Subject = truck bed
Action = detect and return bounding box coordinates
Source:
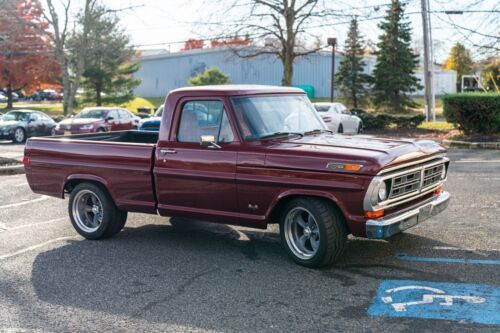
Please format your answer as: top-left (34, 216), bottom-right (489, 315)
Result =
top-left (24, 130), bottom-right (158, 214)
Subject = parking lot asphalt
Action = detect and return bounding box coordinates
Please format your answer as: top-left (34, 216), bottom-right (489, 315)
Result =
top-left (0, 148), bottom-right (499, 332)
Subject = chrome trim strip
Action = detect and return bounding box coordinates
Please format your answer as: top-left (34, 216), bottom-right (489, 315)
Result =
top-left (379, 154), bottom-right (446, 175)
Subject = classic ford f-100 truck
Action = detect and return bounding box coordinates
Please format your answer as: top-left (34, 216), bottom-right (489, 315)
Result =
top-left (24, 85), bottom-right (450, 267)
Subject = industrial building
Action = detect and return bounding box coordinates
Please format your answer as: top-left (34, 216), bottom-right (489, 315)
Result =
top-left (133, 47), bottom-right (456, 98)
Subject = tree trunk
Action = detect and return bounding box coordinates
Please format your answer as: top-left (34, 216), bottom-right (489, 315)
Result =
top-left (96, 82), bottom-right (102, 106)
top-left (281, 49), bottom-right (294, 86)
top-left (6, 86), bottom-right (13, 109)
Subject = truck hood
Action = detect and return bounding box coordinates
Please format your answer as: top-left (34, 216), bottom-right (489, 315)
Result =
top-left (264, 134), bottom-right (446, 175)
top-left (59, 118), bottom-right (102, 126)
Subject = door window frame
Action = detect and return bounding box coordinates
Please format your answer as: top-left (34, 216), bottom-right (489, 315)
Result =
top-left (170, 97), bottom-right (241, 145)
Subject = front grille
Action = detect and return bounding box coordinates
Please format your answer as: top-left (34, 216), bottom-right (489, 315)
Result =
top-left (387, 161), bottom-right (445, 200)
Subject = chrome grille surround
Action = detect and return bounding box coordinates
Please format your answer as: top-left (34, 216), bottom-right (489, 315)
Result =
top-left (363, 156), bottom-right (449, 212)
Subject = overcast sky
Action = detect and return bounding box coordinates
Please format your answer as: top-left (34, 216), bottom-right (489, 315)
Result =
top-left (51, 0), bottom-right (499, 62)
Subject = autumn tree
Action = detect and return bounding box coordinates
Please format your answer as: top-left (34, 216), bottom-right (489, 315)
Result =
top-left (0, 0), bottom-right (60, 109)
top-left (372, 0), bottom-right (421, 112)
top-left (69, 5), bottom-right (140, 105)
top-left (210, 0), bottom-right (342, 86)
top-left (182, 39), bottom-right (204, 51)
top-left (443, 43), bottom-right (474, 91)
top-left (336, 18), bottom-right (372, 108)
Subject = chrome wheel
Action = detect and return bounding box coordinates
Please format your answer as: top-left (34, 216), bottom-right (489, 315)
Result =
top-left (50, 128), bottom-right (56, 136)
top-left (14, 128), bottom-right (24, 142)
top-left (284, 207), bottom-right (321, 260)
top-left (72, 189), bottom-right (104, 233)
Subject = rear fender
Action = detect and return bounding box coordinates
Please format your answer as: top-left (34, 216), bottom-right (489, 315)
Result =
top-left (63, 174), bottom-right (116, 202)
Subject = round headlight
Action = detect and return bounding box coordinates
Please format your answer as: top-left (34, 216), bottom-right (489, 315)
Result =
top-left (441, 167), bottom-right (446, 180)
top-left (378, 182), bottom-right (388, 201)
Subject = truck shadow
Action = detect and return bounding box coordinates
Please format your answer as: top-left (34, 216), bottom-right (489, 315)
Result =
top-left (26, 220), bottom-right (486, 330)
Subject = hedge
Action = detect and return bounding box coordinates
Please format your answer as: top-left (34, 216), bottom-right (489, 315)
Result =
top-left (353, 109), bottom-right (425, 130)
top-left (443, 93), bottom-right (500, 134)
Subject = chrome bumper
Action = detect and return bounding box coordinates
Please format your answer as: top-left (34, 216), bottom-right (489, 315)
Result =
top-left (365, 191), bottom-right (450, 239)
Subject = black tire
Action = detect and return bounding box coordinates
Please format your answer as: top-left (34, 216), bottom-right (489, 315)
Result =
top-left (96, 128), bottom-right (106, 133)
top-left (279, 197), bottom-right (347, 268)
top-left (12, 127), bottom-right (25, 143)
top-left (68, 182), bottom-right (127, 239)
top-left (337, 124), bottom-right (343, 134)
top-left (357, 123), bottom-right (363, 134)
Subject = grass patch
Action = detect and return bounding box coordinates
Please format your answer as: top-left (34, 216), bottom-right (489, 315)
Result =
top-left (418, 121), bottom-right (455, 131)
top-left (143, 97), bottom-right (165, 107)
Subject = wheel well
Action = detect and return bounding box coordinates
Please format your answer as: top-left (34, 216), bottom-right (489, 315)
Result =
top-left (268, 195), bottom-right (347, 228)
top-left (64, 179), bottom-right (108, 196)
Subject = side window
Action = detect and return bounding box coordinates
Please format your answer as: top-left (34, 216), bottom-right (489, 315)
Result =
top-left (341, 107), bottom-right (351, 115)
top-left (108, 110), bottom-right (119, 120)
top-left (177, 100), bottom-right (234, 143)
top-left (119, 109), bottom-right (131, 119)
top-left (30, 113), bottom-right (40, 121)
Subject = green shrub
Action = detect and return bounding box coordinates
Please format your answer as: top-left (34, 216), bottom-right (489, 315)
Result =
top-left (355, 109), bottom-right (425, 130)
top-left (443, 93), bottom-right (500, 134)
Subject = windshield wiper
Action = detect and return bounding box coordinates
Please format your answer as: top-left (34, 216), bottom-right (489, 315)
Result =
top-left (260, 132), bottom-right (304, 140)
top-left (303, 129), bottom-right (333, 136)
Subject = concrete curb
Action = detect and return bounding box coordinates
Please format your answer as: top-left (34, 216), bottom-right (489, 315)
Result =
top-left (442, 139), bottom-right (500, 150)
top-left (0, 164), bottom-right (25, 176)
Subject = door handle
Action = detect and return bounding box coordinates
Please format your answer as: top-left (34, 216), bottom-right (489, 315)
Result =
top-left (159, 148), bottom-right (177, 155)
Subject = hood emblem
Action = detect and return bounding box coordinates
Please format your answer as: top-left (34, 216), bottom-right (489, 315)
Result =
top-left (326, 163), bottom-right (363, 171)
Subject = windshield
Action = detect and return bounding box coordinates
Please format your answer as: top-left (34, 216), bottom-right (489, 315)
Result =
top-left (1, 112), bottom-right (29, 122)
top-left (75, 109), bottom-right (107, 119)
top-left (231, 95), bottom-right (326, 140)
top-left (314, 105), bottom-right (331, 112)
top-left (155, 105), bottom-right (164, 117)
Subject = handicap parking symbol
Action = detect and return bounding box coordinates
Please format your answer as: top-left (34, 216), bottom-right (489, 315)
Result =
top-left (368, 280), bottom-right (500, 325)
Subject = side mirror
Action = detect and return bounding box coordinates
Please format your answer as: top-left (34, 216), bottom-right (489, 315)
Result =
top-left (28, 119), bottom-right (35, 123)
top-left (351, 111), bottom-right (358, 116)
top-left (106, 116), bottom-right (114, 121)
top-left (200, 135), bottom-right (221, 149)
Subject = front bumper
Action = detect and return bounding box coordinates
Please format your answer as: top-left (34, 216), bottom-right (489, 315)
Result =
top-left (365, 191), bottom-right (450, 239)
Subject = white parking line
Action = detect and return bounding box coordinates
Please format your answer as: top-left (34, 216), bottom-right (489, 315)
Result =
top-left (0, 218), bottom-right (66, 232)
top-left (0, 196), bottom-right (49, 209)
top-left (0, 236), bottom-right (76, 260)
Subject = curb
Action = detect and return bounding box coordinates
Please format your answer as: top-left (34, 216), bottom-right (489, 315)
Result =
top-left (442, 139), bottom-right (500, 150)
top-left (0, 164), bottom-right (25, 176)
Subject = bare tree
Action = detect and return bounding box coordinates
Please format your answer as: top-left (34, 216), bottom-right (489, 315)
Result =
top-left (208, 0), bottom-right (344, 86)
top-left (42, 0), bottom-right (97, 115)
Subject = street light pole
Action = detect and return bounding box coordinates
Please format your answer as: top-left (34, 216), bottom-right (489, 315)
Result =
top-left (421, 0), bottom-right (433, 122)
top-left (328, 38), bottom-right (337, 102)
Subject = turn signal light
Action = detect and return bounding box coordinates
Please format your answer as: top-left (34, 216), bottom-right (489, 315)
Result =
top-left (434, 187), bottom-right (443, 195)
top-left (344, 164), bottom-right (362, 171)
top-left (364, 210), bottom-right (385, 219)
top-left (22, 156), bottom-right (30, 165)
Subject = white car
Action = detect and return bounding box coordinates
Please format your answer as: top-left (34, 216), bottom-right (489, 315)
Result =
top-left (313, 102), bottom-right (363, 134)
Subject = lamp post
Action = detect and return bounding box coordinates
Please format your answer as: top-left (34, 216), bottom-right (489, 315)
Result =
top-left (327, 38), bottom-right (337, 102)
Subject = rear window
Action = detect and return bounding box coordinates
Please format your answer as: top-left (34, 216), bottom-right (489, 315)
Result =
top-left (314, 105), bottom-right (330, 112)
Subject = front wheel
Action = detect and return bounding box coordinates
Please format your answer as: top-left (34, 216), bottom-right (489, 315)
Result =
top-left (337, 124), bottom-right (344, 134)
top-left (357, 123), bottom-right (363, 134)
top-left (12, 127), bottom-right (25, 143)
top-left (280, 198), bottom-right (347, 268)
top-left (69, 182), bottom-right (127, 239)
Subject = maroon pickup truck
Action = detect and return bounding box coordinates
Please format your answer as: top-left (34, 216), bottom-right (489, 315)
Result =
top-left (24, 85), bottom-right (450, 267)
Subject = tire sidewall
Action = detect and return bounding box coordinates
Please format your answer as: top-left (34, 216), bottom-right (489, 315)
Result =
top-left (68, 183), bottom-right (116, 239)
top-left (13, 127), bottom-right (25, 143)
top-left (279, 198), bottom-right (333, 268)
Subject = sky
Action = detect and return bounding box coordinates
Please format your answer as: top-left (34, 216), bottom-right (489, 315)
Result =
top-left (49, 0), bottom-right (499, 63)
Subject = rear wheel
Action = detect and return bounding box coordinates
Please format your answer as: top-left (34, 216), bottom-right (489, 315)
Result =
top-left (96, 128), bottom-right (106, 133)
top-left (279, 197), bottom-right (347, 268)
top-left (13, 127), bottom-right (25, 143)
top-left (69, 182), bottom-right (127, 239)
top-left (357, 123), bottom-right (363, 134)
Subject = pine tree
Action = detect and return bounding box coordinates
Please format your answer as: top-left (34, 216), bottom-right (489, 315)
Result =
top-left (336, 18), bottom-right (372, 108)
top-left (372, 0), bottom-right (421, 112)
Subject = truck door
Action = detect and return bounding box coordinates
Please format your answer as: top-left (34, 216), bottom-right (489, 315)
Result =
top-left (154, 99), bottom-right (240, 221)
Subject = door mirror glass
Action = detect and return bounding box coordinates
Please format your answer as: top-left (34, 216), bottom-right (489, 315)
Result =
top-left (200, 135), bottom-right (221, 149)
top-left (106, 116), bottom-right (114, 121)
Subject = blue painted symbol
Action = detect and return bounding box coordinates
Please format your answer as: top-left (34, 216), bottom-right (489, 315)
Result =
top-left (368, 280), bottom-right (500, 325)
top-left (396, 252), bottom-right (500, 265)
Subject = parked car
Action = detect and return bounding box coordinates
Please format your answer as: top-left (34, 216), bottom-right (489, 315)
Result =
top-left (313, 102), bottom-right (363, 134)
top-left (24, 85), bottom-right (450, 268)
top-left (0, 92), bottom-right (6, 103)
top-left (0, 110), bottom-right (56, 143)
top-left (55, 107), bottom-right (140, 135)
top-left (29, 89), bottom-right (62, 101)
top-left (138, 105), bottom-right (164, 131)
